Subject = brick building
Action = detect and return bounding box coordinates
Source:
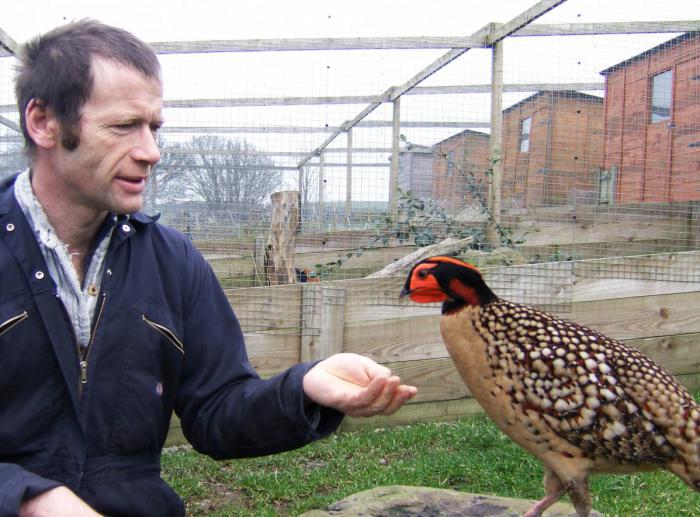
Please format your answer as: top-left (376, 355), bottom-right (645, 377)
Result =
top-left (500, 90), bottom-right (605, 208)
top-left (431, 129), bottom-right (491, 212)
top-left (397, 144), bottom-right (434, 200)
top-left (601, 32), bottom-right (700, 204)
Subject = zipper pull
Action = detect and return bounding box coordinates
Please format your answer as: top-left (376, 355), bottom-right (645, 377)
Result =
top-left (80, 360), bottom-right (88, 384)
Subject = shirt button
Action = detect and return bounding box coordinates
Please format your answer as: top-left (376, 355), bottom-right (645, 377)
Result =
top-left (5, 223), bottom-right (14, 232)
top-left (35, 271), bottom-right (45, 280)
top-left (121, 224), bottom-right (131, 233)
top-left (87, 284), bottom-right (99, 296)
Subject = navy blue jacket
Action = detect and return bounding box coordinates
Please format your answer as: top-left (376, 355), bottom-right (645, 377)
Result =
top-left (0, 175), bottom-right (343, 516)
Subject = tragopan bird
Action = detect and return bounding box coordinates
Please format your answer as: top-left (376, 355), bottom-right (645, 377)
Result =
top-left (400, 256), bottom-right (700, 517)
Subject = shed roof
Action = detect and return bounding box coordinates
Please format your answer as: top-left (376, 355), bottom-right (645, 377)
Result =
top-left (434, 128), bottom-right (490, 147)
top-left (502, 90), bottom-right (603, 115)
top-left (600, 31), bottom-right (700, 76)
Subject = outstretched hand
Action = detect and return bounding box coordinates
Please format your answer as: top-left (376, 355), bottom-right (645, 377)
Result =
top-left (303, 353), bottom-right (417, 417)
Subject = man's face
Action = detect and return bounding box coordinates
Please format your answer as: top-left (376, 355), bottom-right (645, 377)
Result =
top-left (53, 58), bottom-right (163, 216)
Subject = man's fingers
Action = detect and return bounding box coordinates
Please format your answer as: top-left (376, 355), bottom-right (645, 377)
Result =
top-left (354, 375), bottom-right (396, 407)
top-left (381, 385), bottom-right (418, 415)
top-left (346, 375), bottom-right (410, 417)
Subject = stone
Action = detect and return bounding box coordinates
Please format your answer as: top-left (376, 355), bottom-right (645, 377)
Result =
top-left (300, 485), bottom-right (604, 516)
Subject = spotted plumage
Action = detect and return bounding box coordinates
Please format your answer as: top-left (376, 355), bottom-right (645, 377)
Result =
top-left (401, 256), bottom-right (700, 517)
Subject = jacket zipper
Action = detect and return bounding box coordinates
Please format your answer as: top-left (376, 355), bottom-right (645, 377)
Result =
top-left (0, 311), bottom-right (28, 338)
top-left (80, 292), bottom-right (107, 391)
top-left (142, 315), bottom-right (185, 354)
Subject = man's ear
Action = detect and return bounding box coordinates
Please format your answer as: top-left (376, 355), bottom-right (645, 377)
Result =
top-left (25, 98), bottom-right (60, 149)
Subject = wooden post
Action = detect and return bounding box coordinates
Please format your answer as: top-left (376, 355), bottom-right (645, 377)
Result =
top-left (345, 129), bottom-right (353, 224)
top-left (318, 152), bottom-right (325, 229)
top-left (297, 165), bottom-right (305, 222)
top-left (253, 235), bottom-right (266, 287)
top-left (301, 284), bottom-right (322, 361)
top-left (264, 191), bottom-right (300, 285)
top-left (486, 39), bottom-right (504, 247)
top-left (318, 286), bottom-right (345, 359)
top-left (389, 96), bottom-right (401, 220)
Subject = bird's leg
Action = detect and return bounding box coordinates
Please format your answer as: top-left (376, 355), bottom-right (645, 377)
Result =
top-left (522, 468), bottom-right (567, 517)
top-left (567, 476), bottom-right (592, 517)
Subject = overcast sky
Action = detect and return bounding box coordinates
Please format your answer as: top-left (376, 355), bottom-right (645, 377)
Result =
top-left (4, 1), bottom-right (545, 42)
top-left (5, 0), bottom-right (699, 42)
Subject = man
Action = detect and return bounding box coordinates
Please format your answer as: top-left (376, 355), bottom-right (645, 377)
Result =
top-left (0, 20), bottom-right (417, 516)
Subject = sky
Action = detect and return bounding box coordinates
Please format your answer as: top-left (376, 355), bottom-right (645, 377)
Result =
top-left (1, 1), bottom-right (699, 202)
top-left (4, 1), bottom-right (538, 42)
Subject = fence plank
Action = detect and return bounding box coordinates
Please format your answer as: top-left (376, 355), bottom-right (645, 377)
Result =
top-left (319, 286), bottom-right (346, 358)
top-left (225, 284), bottom-right (301, 332)
top-left (383, 358), bottom-right (469, 403)
top-left (560, 291), bottom-right (700, 341)
top-left (344, 315), bottom-right (445, 363)
top-left (245, 333), bottom-right (300, 377)
top-left (301, 284), bottom-right (323, 361)
top-left (341, 398), bottom-right (484, 431)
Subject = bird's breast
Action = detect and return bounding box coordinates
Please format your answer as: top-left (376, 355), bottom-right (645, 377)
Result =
top-left (440, 306), bottom-right (506, 402)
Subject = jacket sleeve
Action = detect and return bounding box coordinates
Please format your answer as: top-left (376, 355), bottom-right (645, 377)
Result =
top-left (0, 463), bottom-right (62, 516)
top-left (173, 243), bottom-right (344, 459)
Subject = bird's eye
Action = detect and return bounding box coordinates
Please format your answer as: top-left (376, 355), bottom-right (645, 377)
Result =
top-left (417, 269), bottom-right (429, 279)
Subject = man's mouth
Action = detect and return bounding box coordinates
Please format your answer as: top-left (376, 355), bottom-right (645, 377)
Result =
top-left (115, 176), bottom-right (147, 193)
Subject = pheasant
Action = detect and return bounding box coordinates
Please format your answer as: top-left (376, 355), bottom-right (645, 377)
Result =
top-left (400, 256), bottom-right (700, 516)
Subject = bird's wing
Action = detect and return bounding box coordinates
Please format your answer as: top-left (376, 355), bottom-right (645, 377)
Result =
top-left (484, 300), bottom-right (679, 465)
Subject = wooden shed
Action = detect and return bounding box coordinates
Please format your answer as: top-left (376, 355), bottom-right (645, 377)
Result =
top-left (601, 32), bottom-right (700, 204)
top-left (500, 90), bottom-right (605, 208)
top-left (431, 129), bottom-right (491, 213)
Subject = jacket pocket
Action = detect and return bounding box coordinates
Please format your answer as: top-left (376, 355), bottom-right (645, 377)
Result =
top-left (0, 310), bottom-right (28, 337)
top-left (110, 299), bottom-right (185, 453)
top-left (142, 315), bottom-right (185, 354)
top-left (0, 297), bottom-right (59, 456)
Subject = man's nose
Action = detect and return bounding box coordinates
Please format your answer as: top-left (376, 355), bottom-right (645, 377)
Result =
top-left (132, 125), bottom-right (161, 165)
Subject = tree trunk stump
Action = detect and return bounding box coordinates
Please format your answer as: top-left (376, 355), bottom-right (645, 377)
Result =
top-left (264, 191), bottom-right (300, 286)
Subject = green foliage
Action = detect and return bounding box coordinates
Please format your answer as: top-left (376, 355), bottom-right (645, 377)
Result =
top-left (162, 414), bottom-right (700, 516)
top-left (311, 189), bottom-right (486, 280)
top-left (309, 139), bottom-right (528, 280)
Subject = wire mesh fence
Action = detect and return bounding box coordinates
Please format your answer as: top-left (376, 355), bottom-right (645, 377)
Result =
top-left (1, 0), bottom-right (700, 338)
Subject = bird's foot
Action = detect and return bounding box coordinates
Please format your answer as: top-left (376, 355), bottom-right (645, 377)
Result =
top-left (522, 488), bottom-right (567, 517)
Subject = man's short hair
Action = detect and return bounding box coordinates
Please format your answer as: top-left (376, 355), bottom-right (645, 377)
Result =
top-left (15, 19), bottom-right (161, 155)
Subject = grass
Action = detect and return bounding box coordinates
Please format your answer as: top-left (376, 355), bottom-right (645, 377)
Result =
top-left (161, 414), bottom-right (700, 516)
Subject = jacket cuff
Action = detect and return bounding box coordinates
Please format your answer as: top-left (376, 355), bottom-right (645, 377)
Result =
top-left (291, 362), bottom-right (345, 440)
top-left (0, 464), bottom-right (62, 515)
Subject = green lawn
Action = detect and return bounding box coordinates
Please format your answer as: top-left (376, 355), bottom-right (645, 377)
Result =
top-left (161, 414), bottom-right (700, 516)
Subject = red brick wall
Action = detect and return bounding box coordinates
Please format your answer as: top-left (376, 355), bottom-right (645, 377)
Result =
top-left (501, 92), bottom-right (604, 207)
top-left (431, 131), bottom-right (490, 212)
top-left (603, 34), bottom-right (700, 203)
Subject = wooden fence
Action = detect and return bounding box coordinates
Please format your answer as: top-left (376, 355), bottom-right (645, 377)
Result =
top-left (165, 250), bottom-right (700, 445)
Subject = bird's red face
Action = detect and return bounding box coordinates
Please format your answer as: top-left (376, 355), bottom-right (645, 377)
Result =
top-left (400, 256), bottom-right (486, 307)
top-left (402, 261), bottom-right (448, 303)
